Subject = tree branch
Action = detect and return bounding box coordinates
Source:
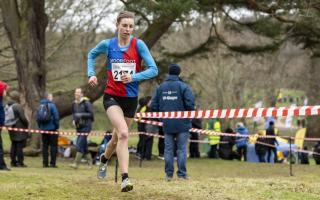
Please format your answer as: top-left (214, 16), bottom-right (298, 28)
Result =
top-left (163, 13), bottom-right (216, 59)
top-left (245, 0), bottom-right (297, 24)
top-left (212, 20), bottom-right (283, 54)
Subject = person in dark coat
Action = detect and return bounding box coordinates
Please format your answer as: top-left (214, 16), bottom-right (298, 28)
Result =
top-left (299, 146), bottom-right (309, 164)
top-left (70, 88), bottom-right (94, 169)
top-left (189, 118), bottom-right (201, 158)
top-left (266, 121), bottom-right (279, 163)
top-left (255, 130), bottom-right (268, 163)
top-left (313, 141), bottom-right (320, 165)
top-left (0, 81), bottom-right (10, 171)
top-left (141, 102), bottom-right (157, 160)
top-left (151, 63), bottom-right (195, 181)
top-left (7, 91), bottom-right (29, 167)
top-left (37, 92), bottom-right (60, 168)
top-left (219, 128), bottom-right (238, 160)
top-left (136, 96), bottom-right (151, 159)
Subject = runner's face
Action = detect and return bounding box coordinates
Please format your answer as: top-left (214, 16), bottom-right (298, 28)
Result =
top-left (117, 18), bottom-right (134, 40)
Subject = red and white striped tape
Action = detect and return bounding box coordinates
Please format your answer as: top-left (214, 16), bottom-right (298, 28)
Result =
top-left (135, 118), bottom-right (277, 139)
top-left (136, 105), bottom-right (320, 119)
top-left (256, 140), bottom-right (320, 156)
top-left (0, 126), bottom-right (108, 136)
top-left (135, 118), bottom-right (320, 141)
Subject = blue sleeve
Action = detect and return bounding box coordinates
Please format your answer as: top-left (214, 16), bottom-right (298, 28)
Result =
top-left (87, 39), bottom-right (110, 77)
top-left (183, 84), bottom-right (195, 111)
top-left (132, 40), bottom-right (158, 82)
top-left (52, 104), bottom-right (60, 130)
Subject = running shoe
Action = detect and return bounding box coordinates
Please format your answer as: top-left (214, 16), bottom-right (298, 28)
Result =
top-left (97, 155), bottom-right (107, 179)
top-left (121, 178), bottom-right (133, 192)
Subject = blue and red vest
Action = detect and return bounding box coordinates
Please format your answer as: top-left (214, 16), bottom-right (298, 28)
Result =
top-left (105, 37), bottom-right (142, 97)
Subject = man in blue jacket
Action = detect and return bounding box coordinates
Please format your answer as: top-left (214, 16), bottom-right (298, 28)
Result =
top-left (37, 93), bottom-right (60, 168)
top-left (151, 64), bottom-right (195, 181)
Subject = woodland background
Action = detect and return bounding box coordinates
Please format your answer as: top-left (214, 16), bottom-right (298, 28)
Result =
top-left (0, 0), bottom-right (319, 151)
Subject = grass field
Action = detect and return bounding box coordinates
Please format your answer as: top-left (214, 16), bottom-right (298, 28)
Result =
top-left (0, 154), bottom-right (320, 200)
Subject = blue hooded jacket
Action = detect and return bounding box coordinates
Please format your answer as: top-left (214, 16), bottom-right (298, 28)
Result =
top-left (236, 125), bottom-right (249, 148)
top-left (37, 99), bottom-right (60, 131)
top-left (150, 75), bottom-right (195, 134)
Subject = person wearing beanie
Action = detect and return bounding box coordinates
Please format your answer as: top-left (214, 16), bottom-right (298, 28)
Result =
top-left (151, 63), bottom-right (195, 181)
top-left (168, 64), bottom-right (181, 76)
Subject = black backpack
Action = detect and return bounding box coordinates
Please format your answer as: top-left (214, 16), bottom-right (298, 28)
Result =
top-left (37, 103), bottom-right (51, 123)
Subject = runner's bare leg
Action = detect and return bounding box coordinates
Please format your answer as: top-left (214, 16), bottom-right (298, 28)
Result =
top-left (104, 105), bottom-right (133, 173)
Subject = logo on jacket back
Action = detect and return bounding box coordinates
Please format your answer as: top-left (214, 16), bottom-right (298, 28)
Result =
top-left (162, 90), bottom-right (178, 101)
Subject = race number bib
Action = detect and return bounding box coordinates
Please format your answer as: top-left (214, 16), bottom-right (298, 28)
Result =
top-left (111, 63), bottom-right (136, 81)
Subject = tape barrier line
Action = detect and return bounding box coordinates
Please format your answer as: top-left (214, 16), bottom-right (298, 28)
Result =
top-left (256, 140), bottom-right (320, 156)
top-left (0, 126), bottom-right (108, 136)
top-left (133, 131), bottom-right (211, 144)
top-left (3, 126), bottom-right (320, 155)
top-left (135, 118), bottom-right (320, 142)
top-left (135, 118), bottom-right (283, 139)
top-left (2, 124), bottom-right (320, 146)
top-left (136, 105), bottom-right (320, 119)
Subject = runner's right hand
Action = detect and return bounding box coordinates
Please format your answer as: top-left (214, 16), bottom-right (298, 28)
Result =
top-left (88, 76), bottom-right (98, 87)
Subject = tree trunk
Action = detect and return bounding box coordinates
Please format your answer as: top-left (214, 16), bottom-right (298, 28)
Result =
top-left (306, 54), bottom-right (320, 138)
top-left (0, 0), bottom-right (47, 152)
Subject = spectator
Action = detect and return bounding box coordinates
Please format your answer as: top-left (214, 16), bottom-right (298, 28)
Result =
top-left (136, 96), bottom-right (151, 159)
top-left (255, 130), bottom-right (268, 163)
top-left (138, 98), bottom-right (156, 160)
top-left (236, 122), bottom-right (249, 161)
top-left (142, 114), bottom-right (157, 160)
top-left (313, 141), bottom-right (320, 165)
top-left (7, 91), bottom-right (29, 167)
top-left (96, 132), bottom-right (112, 165)
top-left (37, 92), bottom-right (60, 168)
top-left (299, 146), bottom-right (309, 165)
top-left (189, 118), bottom-right (201, 158)
top-left (70, 88), bottom-right (94, 169)
top-left (151, 63), bottom-right (195, 181)
top-left (266, 121), bottom-right (279, 163)
top-left (264, 117), bottom-right (275, 130)
top-left (157, 126), bottom-right (165, 160)
top-left (207, 119), bottom-right (221, 158)
top-left (219, 128), bottom-right (238, 160)
top-left (0, 81), bottom-right (10, 171)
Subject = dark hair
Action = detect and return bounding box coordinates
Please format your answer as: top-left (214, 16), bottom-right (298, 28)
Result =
top-left (138, 96), bottom-right (151, 107)
top-left (225, 127), bottom-right (234, 133)
top-left (117, 11), bottom-right (135, 24)
top-left (269, 121), bottom-right (274, 126)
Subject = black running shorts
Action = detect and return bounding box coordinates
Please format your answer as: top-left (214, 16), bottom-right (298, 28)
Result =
top-left (103, 93), bottom-right (138, 118)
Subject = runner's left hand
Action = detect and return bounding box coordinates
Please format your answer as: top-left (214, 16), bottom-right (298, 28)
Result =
top-left (121, 72), bottom-right (132, 84)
